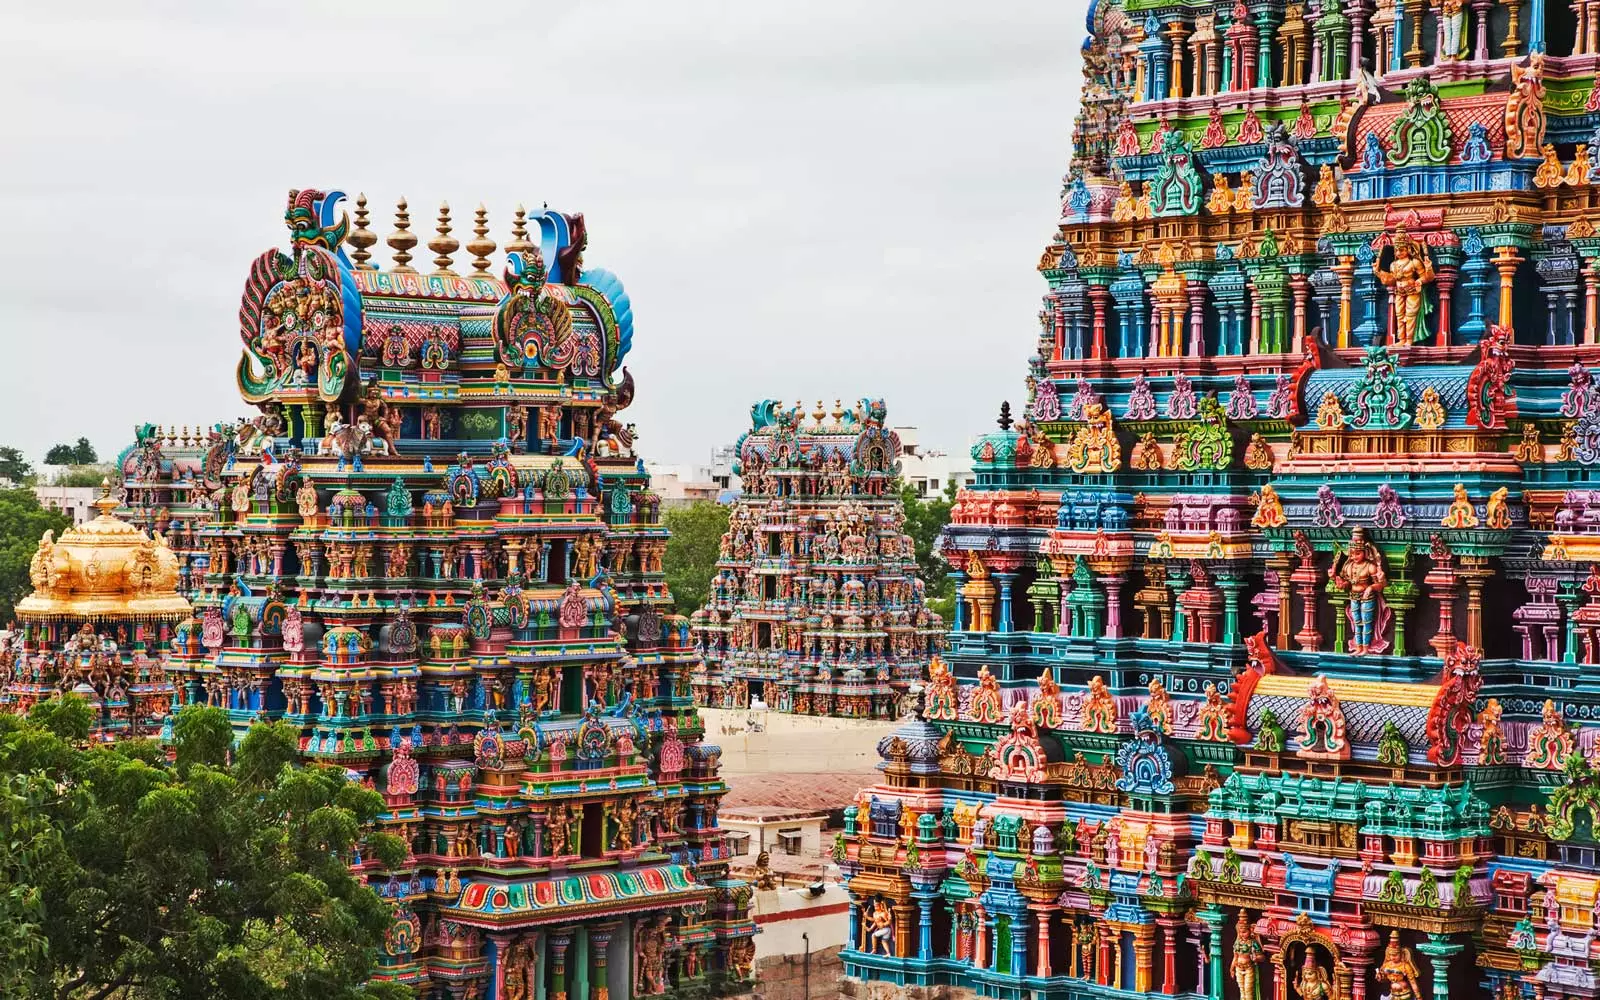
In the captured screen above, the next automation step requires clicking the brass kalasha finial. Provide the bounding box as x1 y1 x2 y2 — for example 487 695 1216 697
813 400 826 424
430 201 459 275
348 193 377 269
831 399 844 425
467 204 496 276
388 196 417 272
506 204 534 257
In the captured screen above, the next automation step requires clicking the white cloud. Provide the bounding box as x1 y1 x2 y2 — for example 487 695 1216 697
0 0 1085 465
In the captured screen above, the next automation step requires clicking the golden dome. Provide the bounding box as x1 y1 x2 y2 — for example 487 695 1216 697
14 487 191 622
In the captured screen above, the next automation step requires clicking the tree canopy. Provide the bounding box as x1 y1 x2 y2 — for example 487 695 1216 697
0 489 72 625
663 501 730 615
900 482 957 621
0 700 412 1000
44 439 97 466
0 446 34 484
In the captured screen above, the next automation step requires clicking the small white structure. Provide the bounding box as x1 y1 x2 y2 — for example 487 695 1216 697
34 485 101 525
720 806 828 861
893 426 974 497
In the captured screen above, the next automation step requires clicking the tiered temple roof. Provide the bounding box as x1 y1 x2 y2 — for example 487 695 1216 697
839 4 1600 1000
9 189 756 998
689 400 944 719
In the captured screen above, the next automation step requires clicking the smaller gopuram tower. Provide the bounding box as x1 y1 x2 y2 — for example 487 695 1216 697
1 485 187 738
690 399 945 719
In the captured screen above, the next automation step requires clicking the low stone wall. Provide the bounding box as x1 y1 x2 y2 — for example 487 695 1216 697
838 976 975 1000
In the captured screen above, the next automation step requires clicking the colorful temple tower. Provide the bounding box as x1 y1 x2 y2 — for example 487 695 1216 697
841 7 1600 1000
117 423 225 600
0 487 185 738
688 400 945 719
136 189 752 999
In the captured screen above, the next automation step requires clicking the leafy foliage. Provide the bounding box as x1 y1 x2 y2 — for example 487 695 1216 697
0 446 34 484
0 489 72 625
48 466 114 488
663 501 730 615
44 438 97 466
0 700 411 1000
899 482 957 618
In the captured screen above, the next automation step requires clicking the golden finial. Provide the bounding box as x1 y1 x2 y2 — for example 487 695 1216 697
467 204 496 276
506 204 534 258
813 400 826 424
347 192 377 269
93 478 118 517
831 399 844 425
429 201 459 275
388 196 417 272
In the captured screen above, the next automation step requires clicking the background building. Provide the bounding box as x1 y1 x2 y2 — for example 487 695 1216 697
689 400 945 719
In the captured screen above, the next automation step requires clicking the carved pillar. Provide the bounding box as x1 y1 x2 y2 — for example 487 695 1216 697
1433 245 1461 346
588 923 617 1000
1097 924 1112 986
1100 573 1126 638
1090 285 1110 359
549 928 574 1000
1505 0 1524 54
1160 919 1179 994
950 570 967 631
996 573 1015 633
973 906 988 970
917 895 935 961
1189 282 1207 357
1493 245 1522 328
1417 935 1464 1000
1461 559 1491 649
1425 559 1459 659
1585 263 1599 345
1471 0 1492 57
1219 573 1246 646
1332 258 1355 347
1249 284 1263 354
1133 923 1156 994
1293 553 1322 652
1035 907 1053 978
1290 273 1310 354
1202 907 1225 1000
1169 23 1189 98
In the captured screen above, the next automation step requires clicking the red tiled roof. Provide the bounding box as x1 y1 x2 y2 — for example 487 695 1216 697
722 771 874 819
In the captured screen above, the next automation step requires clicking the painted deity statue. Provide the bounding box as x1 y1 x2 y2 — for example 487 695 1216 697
1252 483 1287 528
1298 675 1351 759
1032 669 1062 729
1374 231 1435 344
1197 682 1229 741
969 665 1004 724
1378 932 1422 1000
864 898 894 956
1441 0 1467 59
1081 674 1117 733
924 656 959 721
1527 698 1575 768
1478 698 1506 765
1145 677 1172 734
1231 911 1263 1000
1295 955 1333 1000
1331 527 1390 655
1442 483 1479 528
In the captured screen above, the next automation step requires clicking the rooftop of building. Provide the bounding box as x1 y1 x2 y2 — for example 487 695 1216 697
722 770 869 821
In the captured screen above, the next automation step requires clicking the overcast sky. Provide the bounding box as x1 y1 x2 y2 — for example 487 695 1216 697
2 0 1085 468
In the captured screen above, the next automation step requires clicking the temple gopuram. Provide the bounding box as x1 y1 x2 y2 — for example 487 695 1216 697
840 5 1600 1000
0 487 185 738
109 189 753 999
688 400 945 719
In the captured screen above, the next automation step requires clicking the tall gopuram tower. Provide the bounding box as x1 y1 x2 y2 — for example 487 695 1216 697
162 189 754 999
840 7 1600 1000
116 424 225 601
688 400 945 719
0 486 185 738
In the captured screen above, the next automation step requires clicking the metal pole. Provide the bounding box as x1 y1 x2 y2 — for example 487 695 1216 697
802 931 811 1000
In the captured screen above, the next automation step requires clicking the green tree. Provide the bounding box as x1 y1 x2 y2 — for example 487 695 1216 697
0 447 33 484
663 501 730 615
0 490 71 625
900 482 958 620
44 439 97 466
0 700 412 1000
